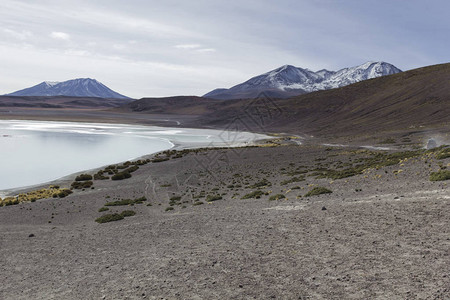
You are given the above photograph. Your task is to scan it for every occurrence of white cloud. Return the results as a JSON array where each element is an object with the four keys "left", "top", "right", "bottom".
[
  {"left": 175, "top": 44, "right": 201, "bottom": 49},
  {"left": 50, "top": 31, "right": 70, "bottom": 41},
  {"left": 175, "top": 44, "right": 216, "bottom": 53},
  {"left": 196, "top": 48, "right": 216, "bottom": 53},
  {"left": 3, "top": 28, "right": 33, "bottom": 40}
]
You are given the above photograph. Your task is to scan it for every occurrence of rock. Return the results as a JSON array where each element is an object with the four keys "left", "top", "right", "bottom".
[
  {"left": 426, "top": 138, "right": 437, "bottom": 149},
  {"left": 321, "top": 206, "right": 327, "bottom": 211}
]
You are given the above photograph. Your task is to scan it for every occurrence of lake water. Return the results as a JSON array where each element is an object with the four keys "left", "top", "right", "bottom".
[{"left": 0, "top": 120, "right": 268, "bottom": 191}]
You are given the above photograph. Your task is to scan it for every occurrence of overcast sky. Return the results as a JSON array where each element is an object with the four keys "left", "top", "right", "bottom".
[{"left": 0, "top": 0, "right": 448, "bottom": 98}]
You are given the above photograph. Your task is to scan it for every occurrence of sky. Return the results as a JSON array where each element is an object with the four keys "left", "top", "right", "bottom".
[{"left": 0, "top": 0, "right": 449, "bottom": 99}]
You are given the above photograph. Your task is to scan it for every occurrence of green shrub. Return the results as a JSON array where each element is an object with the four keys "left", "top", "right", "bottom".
[
  {"left": 98, "top": 207, "right": 109, "bottom": 212},
  {"left": 57, "top": 189, "right": 73, "bottom": 198},
  {"left": 111, "top": 172, "right": 131, "bottom": 180},
  {"left": 165, "top": 207, "right": 174, "bottom": 211},
  {"left": 120, "top": 210, "right": 136, "bottom": 217},
  {"left": 75, "top": 174, "right": 93, "bottom": 181},
  {"left": 269, "top": 194, "right": 286, "bottom": 201},
  {"left": 248, "top": 178, "right": 271, "bottom": 188},
  {"left": 105, "top": 197, "right": 146, "bottom": 206},
  {"left": 152, "top": 157, "right": 170, "bottom": 163},
  {"left": 304, "top": 187, "right": 333, "bottom": 197},
  {"left": 94, "top": 172, "right": 109, "bottom": 180},
  {"left": 206, "top": 195, "right": 222, "bottom": 202},
  {"left": 95, "top": 213, "right": 124, "bottom": 223},
  {"left": 193, "top": 201, "right": 204, "bottom": 206},
  {"left": 429, "top": 170, "right": 450, "bottom": 181},
  {"left": 71, "top": 181, "right": 93, "bottom": 189},
  {"left": 436, "top": 148, "right": 450, "bottom": 160},
  {"left": 170, "top": 196, "right": 182, "bottom": 201}
]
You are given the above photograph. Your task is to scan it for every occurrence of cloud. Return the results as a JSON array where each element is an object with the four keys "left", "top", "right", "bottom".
[
  {"left": 3, "top": 28, "right": 33, "bottom": 40},
  {"left": 175, "top": 44, "right": 216, "bottom": 53},
  {"left": 196, "top": 48, "right": 216, "bottom": 53},
  {"left": 50, "top": 31, "right": 70, "bottom": 41},
  {"left": 175, "top": 44, "right": 201, "bottom": 49}
]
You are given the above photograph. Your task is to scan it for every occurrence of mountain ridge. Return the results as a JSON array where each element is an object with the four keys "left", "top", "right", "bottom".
[
  {"left": 204, "top": 61, "right": 402, "bottom": 100},
  {"left": 7, "top": 78, "right": 130, "bottom": 99}
]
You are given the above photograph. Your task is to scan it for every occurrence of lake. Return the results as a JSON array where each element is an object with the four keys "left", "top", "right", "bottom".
[{"left": 0, "top": 120, "right": 267, "bottom": 191}]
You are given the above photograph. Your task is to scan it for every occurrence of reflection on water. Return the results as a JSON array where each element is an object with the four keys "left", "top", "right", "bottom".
[
  {"left": 0, "top": 121, "right": 173, "bottom": 190},
  {"left": 0, "top": 120, "right": 268, "bottom": 191}
]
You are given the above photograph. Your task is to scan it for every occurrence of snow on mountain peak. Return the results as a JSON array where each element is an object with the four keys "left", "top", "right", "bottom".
[
  {"left": 204, "top": 61, "right": 402, "bottom": 99},
  {"left": 7, "top": 78, "right": 129, "bottom": 99}
]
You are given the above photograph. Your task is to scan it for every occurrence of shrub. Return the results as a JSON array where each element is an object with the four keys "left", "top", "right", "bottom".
[
  {"left": 269, "top": 194, "right": 286, "bottom": 201},
  {"left": 152, "top": 157, "right": 170, "bottom": 163},
  {"left": 120, "top": 210, "right": 136, "bottom": 217},
  {"left": 95, "top": 213, "right": 124, "bottom": 223},
  {"left": 105, "top": 197, "right": 146, "bottom": 206},
  {"left": 170, "top": 196, "right": 182, "bottom": 201},
  {"left": 71, "top": 181, "right": 93, "bottom": 189},
  {"left": 111, "top": 172, "right": 131, "bottom": 180},
  {"left": 248, "top": 178, "right": 271, "bottom": 188},
  {"left": 75, "top": 174, "right": 93, "bottom": 181},
  {"left": 94, "top": 172, "right": 109, "bottom": 180},
  {"left": 436, "top": 148, "right": 450, "bottom": 160},
  {"left": 193, "top": 201, "right": 204, "bottom": 206},
  {"left": 98, "top": 207, "right": 109, "bottom": 212},
  {"left": 429, "top": 170, "right": 450, "bottom": 181},
  {"left": 206, "top": 195, "right": 222, "bottom": 202},
  {"left": 304, "top": 187, "right": 333, "bottom": 197},
  {"left": 165, "top": 207, "right": 174, "bottom": 211},
  {"left": 58, "top": 189, "right": 73, "bottom": 198}
]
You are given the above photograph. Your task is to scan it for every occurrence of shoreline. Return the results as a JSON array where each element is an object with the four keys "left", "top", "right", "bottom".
[{"left": 0, "top": 118, "right": 274, "bottom": 198}]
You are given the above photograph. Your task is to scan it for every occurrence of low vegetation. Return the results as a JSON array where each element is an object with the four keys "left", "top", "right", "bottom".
[
  {"left": 105, "top": 196, "right": 147, "bottom": 206},
  {"left": 269, "top": 194, "right": 286, "bottom": 201},
  {"left": 71, "top": 180, "right": 93, "bottom": 189},
  {"left": 75, "top": 174, "right": 93, "bottom": 181},
  {"left": 305, "top": 187, "right": 333, "bottom": 197},
  {"left": 429, "top": 170, "right": 450, "bottom": 181},
  {"left": 206, "top": 195, "right": 222, "bottom": 202},
  {"left": 0, "top": 186, "right": 72, "bottom": 207},
  {"left": 95, "top": 210, "right": 137, "bottom": 223}
]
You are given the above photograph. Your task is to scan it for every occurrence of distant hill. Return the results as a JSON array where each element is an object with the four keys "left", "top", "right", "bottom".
[
  {"left": 122, "top": 63, "right": 449, "bottom": 136},
  {"left": 7, "top": 78, "right": 130, "bottom": 99},
  {"left": 204, "top": 61, "right": 402, "bottom": 100},
  {"left": 0, "top": 96, "right": 134, "bottom": 109}
]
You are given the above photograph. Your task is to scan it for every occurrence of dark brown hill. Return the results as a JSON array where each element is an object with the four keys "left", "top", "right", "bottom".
[
  {"left": 121, "top": 63, "right": 449, "bottom": 136},
  {"left": 197, "top": 63, "right": 450, "bottom": 136},
  {"left": 0, "top": 96, "right": 133, "bottom": 109},
  {"left": 118, "top": 96, "right": 220, "bottom": 114}
]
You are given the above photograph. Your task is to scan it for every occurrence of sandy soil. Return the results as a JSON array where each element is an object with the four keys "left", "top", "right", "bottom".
[{"left": 1, "top": 141, "right": 449, "bottom": 299}]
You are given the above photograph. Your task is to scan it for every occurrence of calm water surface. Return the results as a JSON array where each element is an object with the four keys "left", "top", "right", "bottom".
[{"left": 0, "top": 120, "right": 265, "bottom": 190}]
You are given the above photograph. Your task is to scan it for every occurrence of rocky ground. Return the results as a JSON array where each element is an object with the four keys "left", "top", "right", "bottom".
[{"left": 1, "top": 136, "right": 449, "bottom": 299}]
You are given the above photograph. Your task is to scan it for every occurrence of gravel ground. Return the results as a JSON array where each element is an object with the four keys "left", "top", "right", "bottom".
[{"left": 1, "top": 143, "right": 449, "bottom": 299}]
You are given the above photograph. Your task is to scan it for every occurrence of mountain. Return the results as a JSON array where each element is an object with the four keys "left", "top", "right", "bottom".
[
  {"left": 120, "top": 63, "right": 449, "bottom": 137},
  {"left": 204, "top": 61, "right": 402, "bottom": 100},
  {"left": 199, "top": 63, "right": 448, "bottom": 136},
  {"left": 7, "top": 78, "right": 130, "bottom": 99}
]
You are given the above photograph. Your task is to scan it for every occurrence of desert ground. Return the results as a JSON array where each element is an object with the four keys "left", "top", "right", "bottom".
[{"left": 1, "top": 124, "right": 449, "bottom": 299}]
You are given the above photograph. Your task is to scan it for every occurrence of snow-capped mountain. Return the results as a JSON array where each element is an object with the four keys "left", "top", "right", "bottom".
[
  {"left": 7, "top": 78, "right": 130, "bottom": 99},
  {"left": 204, "top": 61, "right": 402, "bottom": 99}
]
